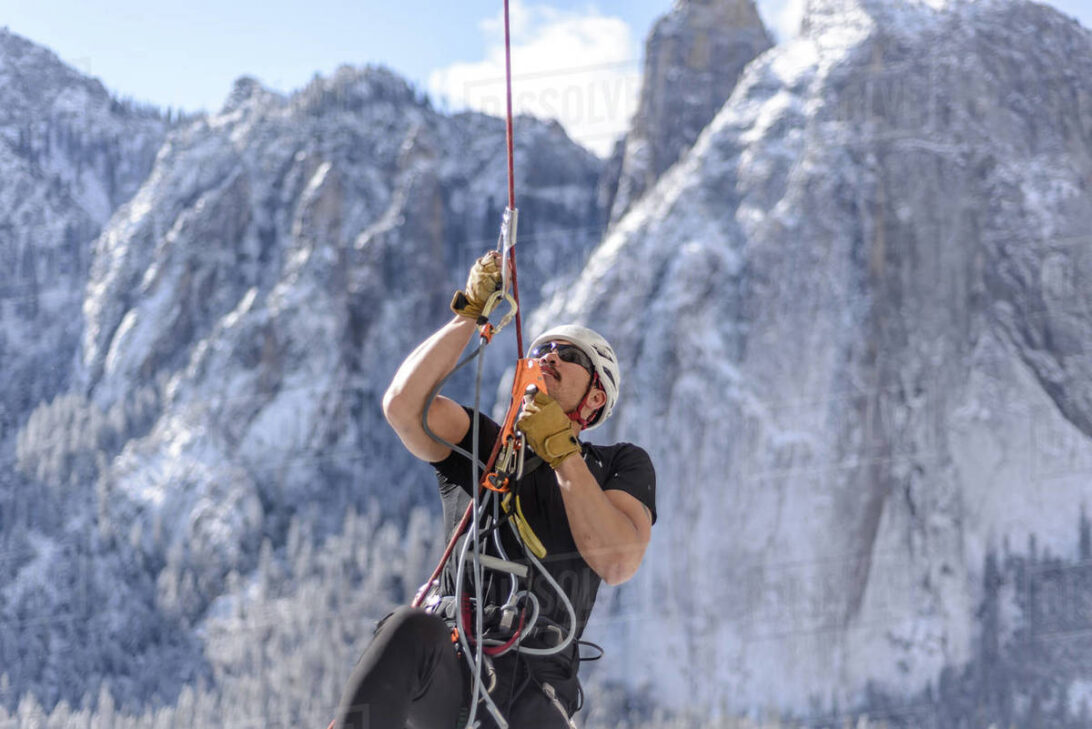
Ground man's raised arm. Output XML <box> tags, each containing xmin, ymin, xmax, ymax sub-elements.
<box><xmin>382</xmin><ymin>252</ymin><xmax>501</xmax><ymax>463</ymax></box>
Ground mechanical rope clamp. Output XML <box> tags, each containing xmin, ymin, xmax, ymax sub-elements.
<box><xmin>481</xmin><ymin>359</ymin><xmax>546</xmax><ymax>494</ymax></box>
<box><xmin>485</xmin><ymin>433</ymin><xmax>519</xmax><ymax>493</ymax></box>
<box><xmin>494</xmin><ymin>441</ymin><xmax>517</xmax><ymax>487</ymax></box>
<box><xmin>497</xmin><ymin>436</ymin><xmax>518</xmax><ymax>473</ymax></box>
<box><xmin>500</xmin><ymin>207</ymin><xmax>518</xmax><ymax>294</ymax></box>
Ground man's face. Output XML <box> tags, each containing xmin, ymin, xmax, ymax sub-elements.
<box><xmin>531</xmin><ymin>339</ymin><xmax>595</xmax><ymax>412</ymax></box>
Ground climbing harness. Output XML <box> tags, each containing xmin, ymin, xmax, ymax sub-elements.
<box><xmin>409</xmin><ymin>313</ymin><xmax>579</xmax><ymax>729</ymax></box>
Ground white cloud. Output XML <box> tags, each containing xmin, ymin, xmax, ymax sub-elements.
<box><xmin>428</xmin><ymin>0</ymin><xmax>641</xmax><ymax>157</ymax></box>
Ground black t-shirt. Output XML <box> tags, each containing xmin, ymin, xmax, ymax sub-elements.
<box><xmin>432</xmin><ymin>407</ymin><xmax>656</xmax><ymax>651</ymax></box>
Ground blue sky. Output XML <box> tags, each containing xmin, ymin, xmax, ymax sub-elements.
<box><xmin>5</xmin><ymin>0</ymin><xmax>1091</xmax><ymax>155</ymax></box>
<box><xmin>4</xmin><ymin>0</ymin><xmax>662</xmax><ymax>111</ymax></box>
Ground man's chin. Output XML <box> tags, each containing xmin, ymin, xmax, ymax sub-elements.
<box><xmin>542</xmin><ymin>376</ymin><xmax>558</xmax><ymax>398</ymax></box>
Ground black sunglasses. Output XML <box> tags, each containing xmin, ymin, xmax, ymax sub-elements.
<box><xmin>529</xmin><ymin>341</ymin><xmax>594</xmax><ymax>373</ymax></box>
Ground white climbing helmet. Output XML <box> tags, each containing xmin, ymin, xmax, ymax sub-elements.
<box><xmin>529</xmin><ymin>324</ymin><xmax>620</xmax><ymax>430</ymax></box>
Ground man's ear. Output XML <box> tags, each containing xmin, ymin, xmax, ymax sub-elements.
<box><xmin>586</xmin><ymin>387</ymin><xmax>607</xmax><ymax>411</ymax></box>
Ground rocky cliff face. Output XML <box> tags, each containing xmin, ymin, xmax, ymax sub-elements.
<box><xmin>538</xmin><ymin>0</ymin><xmax>1092</xmax><ymax>718</ymax></box>
<box><xmin>602</xmin><ymin>0</ymin><xmax>772</xmax><ymax>223</ymax></box>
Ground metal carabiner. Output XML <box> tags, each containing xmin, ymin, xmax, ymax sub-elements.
<box><xmin>515</xmin><ymin>432</ymin><xmax>528</xmax><ymax>480</ymax></box>
<box><xmin>479</xmin><ymin>289</ymin><xmax>518</xmax><ymax>339</ymax></box>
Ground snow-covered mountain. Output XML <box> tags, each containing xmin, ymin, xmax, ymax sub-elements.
<box><xmin>0</xmin><ymin>27</ymin><xmax>168</xmax><ymax>444</ymax></box>
<box><xmin>0</xmin><ymin>27</ymin><xmax>174</xmax><ymax>711</ymax></box>
<box><xmin>3</xmin><ymin>0</ymin><xmax>1092</xmax><ymax>725</ymax></box>
<box><xmin>544</xmin><ymin>0</ymin><xmax>1092</xmax><ymax>720</ymax></box>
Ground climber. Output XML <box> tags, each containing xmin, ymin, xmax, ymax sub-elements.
<box><xmin>332</xmin><ymin>251</ymin><xmax>656</xmax><ymax>729</ymax></box>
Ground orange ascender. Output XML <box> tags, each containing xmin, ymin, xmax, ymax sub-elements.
<box><xmin>481</xmin><ymin>358</ymin><xmax>547</xmax><ymax>493</ymax></box>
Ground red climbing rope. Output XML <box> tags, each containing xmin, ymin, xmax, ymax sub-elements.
<box><xmin>502</xmin><ymin>0</ymin><xmax>526</xmax><ymax>358</ymax></box>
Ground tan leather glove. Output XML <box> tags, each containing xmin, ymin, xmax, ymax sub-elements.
<box><xmin>516</xmin><ymin>391</ymin><xmax>580</xmax><ymax>469</ymax></box>
<box><xmin>450</xmin><ymin>251</ymin><xmax>502</xmax><ymax>320</ymax></box>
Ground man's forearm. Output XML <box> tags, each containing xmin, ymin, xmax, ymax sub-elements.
<box><xmin>383</xmin><ymin>315</ymin><xmax>477</xmax><ymax>421</ymax></box>
<box><xmin>554</xmin><ymin>456</ymin><xmax>650</xmax><ymax>586</ymax></box>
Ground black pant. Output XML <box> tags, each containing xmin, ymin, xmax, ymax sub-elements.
<box><xmin>333</xmin><ymin>606</ymin><xmax>577</xmax><ymax>729</ymax></box>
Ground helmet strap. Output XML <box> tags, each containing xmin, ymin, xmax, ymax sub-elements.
<box><xmin>567</xmin><ymin>373</ymin><xmax>602</xmax><ymax>430</ymax></box>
